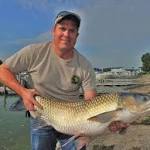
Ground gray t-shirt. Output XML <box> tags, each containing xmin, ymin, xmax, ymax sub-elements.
<box><xmin>4</xmin><ymin>41</ymin><xmax>96</xmax><ymax>128</ymax></box>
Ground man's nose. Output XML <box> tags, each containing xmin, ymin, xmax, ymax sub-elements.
<box><xmin>63</xmin><ymin>30</ymin><xmax>70</xmax><ymax>37</ymax></box>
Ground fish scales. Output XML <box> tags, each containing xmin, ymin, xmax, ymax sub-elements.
<box><xmin>30</xmin><ymin>92</ymin><xmax>150</xmax><ymax>136</ymax></box>
<box><xmin>32</xmin><ymin>93</ymin><xmax>120</xmax><ymax>135</ymax></box>
<box><xmin>35</xmin><ymin>93</ymin><xmax>119</xmax><ymax>120</ymax></box>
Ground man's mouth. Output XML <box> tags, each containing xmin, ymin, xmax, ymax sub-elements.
<box><xmin>61</xmin><ymin>38</ymin><xmax>70</xmax><ymax>43</ymax></box>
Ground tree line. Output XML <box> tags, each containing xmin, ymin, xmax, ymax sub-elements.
<box><xmin>141</xmin><ymin>52</ymin><xmax>150</xmax><ymax>73</ymax></box>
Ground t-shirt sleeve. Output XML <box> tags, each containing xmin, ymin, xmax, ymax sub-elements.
<box><xmin>81</xmin><ymin>63</ymin><xmax>96</xmax><ymax>92</ymax></box>
<box><xmin>4</xmin><ymin>45</ymin><xmax>35</xmax><ymax>74</ymax></box>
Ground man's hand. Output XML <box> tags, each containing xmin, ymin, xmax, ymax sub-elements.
<box><xmin>108</xmin><ymin>121</ymin><xmax>129</xmax><ymax>133</ymax></box>
<box><xmin>21</xmin><ymin>88</ymin><xmax>43</xmax><ymax>111</ymax></box>
<box><xmin>0</xmin><ymin>64</ymin><xmax>43</xmax><ymax>111</ymax></box>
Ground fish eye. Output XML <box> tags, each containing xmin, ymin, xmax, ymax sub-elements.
<box><xmin>143</xmin><ymin>95</ymin><xmax>150</xmax><ymax>102</ymax></box>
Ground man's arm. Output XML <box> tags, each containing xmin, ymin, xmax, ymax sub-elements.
<box><xmin>0</xmin><ymin>64</ymin><xmax>42</xmax><ymax>110</ymax></box>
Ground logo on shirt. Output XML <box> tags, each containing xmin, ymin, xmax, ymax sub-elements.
<box><xmin>71</xmin><ymin>75</ymin><xmax>81</xmax><ymax>85</ymax></box>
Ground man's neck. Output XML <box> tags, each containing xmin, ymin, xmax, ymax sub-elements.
<box><xmin>51</xmin><ymin>43</ymin><xmax>74</xmax><ymax>59</ymax></box>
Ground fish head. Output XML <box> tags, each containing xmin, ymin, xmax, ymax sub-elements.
<box><xmin>111</xmin><ymin>93</ymin><xmax>150</xmax><ymax>123</ymax></box>
<box><xmin>119</xmin><ymin>93</ymin><xmax>150</xmax><ymax>115</ymax></box>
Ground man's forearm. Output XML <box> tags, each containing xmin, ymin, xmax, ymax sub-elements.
<box><xmin>0</xmin><ymin>64</ymin><xmax>26</xmax><ymax>96</ymax></box>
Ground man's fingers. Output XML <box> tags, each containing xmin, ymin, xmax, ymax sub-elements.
<box><xmin>30</xmin><ymin>89</ymin><xmax>43</xmax><ymax>109</ymax></box>
<box><xmin>32</xmin><ymin>99</ymin><xmax>43</xmax><ymax>110</ymax></box>
<box><xmin>21</xmin><ymin>88</ymin><xmax>42</xmax><ymax>111</ymax></box>
<box><xmin>31</xmin><ymin>89</ymin><xmax>40</xmax><ymax>96</ymax></box>
<box><xmin>29</xmin><ymin>103</ymin><xmax>34</xmax><ymax>110</ymax></box>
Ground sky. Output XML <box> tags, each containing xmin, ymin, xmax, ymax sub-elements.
<box><xmin>0</xmin><ymin>0</ymin><xmax>150</xmax><ymax>68</ymax></box>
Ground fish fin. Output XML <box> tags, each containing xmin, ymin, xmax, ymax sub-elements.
<box><xmin>60</xmin><ymin>135</ymin><xmax>80</xmax><ymax>149</ymax></box>
<box><xmin>61</xmin><ymin>135</ymin><xmax>91</xmax><ymax>150</ymax></box>
<box><xmin>88</xmin><ymin>110</ymin><xmax>118</xmax><ymax>123</ymax></box>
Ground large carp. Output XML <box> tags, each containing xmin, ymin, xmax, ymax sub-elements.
<box><xmin>30</xmin><ymin>92</ymin><xmax>150</xmax><ymax>137</ymax></box>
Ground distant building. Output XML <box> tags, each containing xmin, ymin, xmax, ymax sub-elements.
<box><xmin>94</xmin><ymin>67</ymin><xmax>102</xmax><ymax>73</ymax></box>
<box><xmin>110</xmin><ymin>67</ymin><xmax>141</xmax><ymax>77</ymax></box>
<box><xmin>95</xmin><ymin>67</ymin><xmax>141</xmax><ymax>82</ymax></box>
<box><xmin>96</xmin><ymin>72</ymin><xmax>113</xmax><ymax>81</ymax></box>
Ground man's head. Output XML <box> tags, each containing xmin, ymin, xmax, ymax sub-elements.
<box><xmin>55</xmin><ymin>11</ymin><xmax>80</xmax><ymax>30</ymax></box>
<box><xmin>52</xmin><ymin>11</ymin><xmax>81</xmax><ymax>53</ymax></box>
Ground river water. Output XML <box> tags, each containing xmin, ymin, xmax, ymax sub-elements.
<box><xmin>0</xmin><ymin>95</ymin><xmax>30</xmax><ymax>150</ymax></box>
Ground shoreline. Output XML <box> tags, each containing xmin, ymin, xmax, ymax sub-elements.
<box><xmin>88</xmin><ymin>124</ymin><xmax>150</xmax><ymax>150</ymax></box>
<box><xmin>88</xmin><ymin>74</ymin><xmax>150</xmax><ymax>150</ymax></box>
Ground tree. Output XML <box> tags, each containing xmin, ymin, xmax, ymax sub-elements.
<box><xmin>103</xmin><ymin>67</ymin><xmax>111</xmax><ymax>72</ymax></box>
<box><xmin>141</xmin><ymin>53</ymin><xmax>150</xmax><ymax>72</ymax></box>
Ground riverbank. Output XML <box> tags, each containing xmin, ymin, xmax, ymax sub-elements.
<box><xmin>87</xmin><ymin>74</ymin><xmax>150</xmax><ymax>150</ymax></box>
<box><xmin>87</xmin><ymin>124</ymin><xmax>150</xmax><ymax>150</ymax></box>
<box><xmin>127</xmin><ymin>74</ymin><xmax>150</xmax><ymax>94</ymax></box>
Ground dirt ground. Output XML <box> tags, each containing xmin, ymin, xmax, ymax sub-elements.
<box><xmin>127</xmin><ymin>74</ymin><xmax>150</xmax><ymax>94</ymax></box>
<box><xmin>87</xmin><ymin>124</ymin><xmax>150</xmax><ymax>150</ymax></box>
<box><xmin>87</xmin><ymin>74</ymin><xmax>150</xmax><ymax>150</ymax></box>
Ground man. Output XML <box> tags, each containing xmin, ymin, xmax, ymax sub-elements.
<box><xmin>0</xmin><ymin>11</ymin><xmax>128</xmax><ymax>150</ymax></box>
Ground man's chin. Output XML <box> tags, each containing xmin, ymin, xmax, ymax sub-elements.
<box><xmin>60</xmin><ymin>46</ymin><xmax>71</xmax><ymax>51</ymax></box>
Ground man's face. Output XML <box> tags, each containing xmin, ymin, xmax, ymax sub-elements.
<box><xmin>52</xmin><ymin>19</ymin><xmax>79</xmax><ymax>51</ymax></box>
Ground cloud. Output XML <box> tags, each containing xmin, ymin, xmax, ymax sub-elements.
<box><xmin>16</xmin><ymin>0</ymin><xmax>50</xmax><ymax>13</ymax></box>
<box><xmin>0</xmin><ymin>31</ymin><xmax>50</xmax><ymax>59</ymax></box>
<box><xmin>76</xmin><ymin>0</ymin><xmax>150</xmax><ymax>67</ymax></box>
<box><xmin>15</xmin><ymin>0</ymin><xmax>89</xmax><ymax>15</ymax></box>
<box><xmin>4</xmin><ymin>32</ymin><xmax>50</xmax><ymax>46</ymax></box>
